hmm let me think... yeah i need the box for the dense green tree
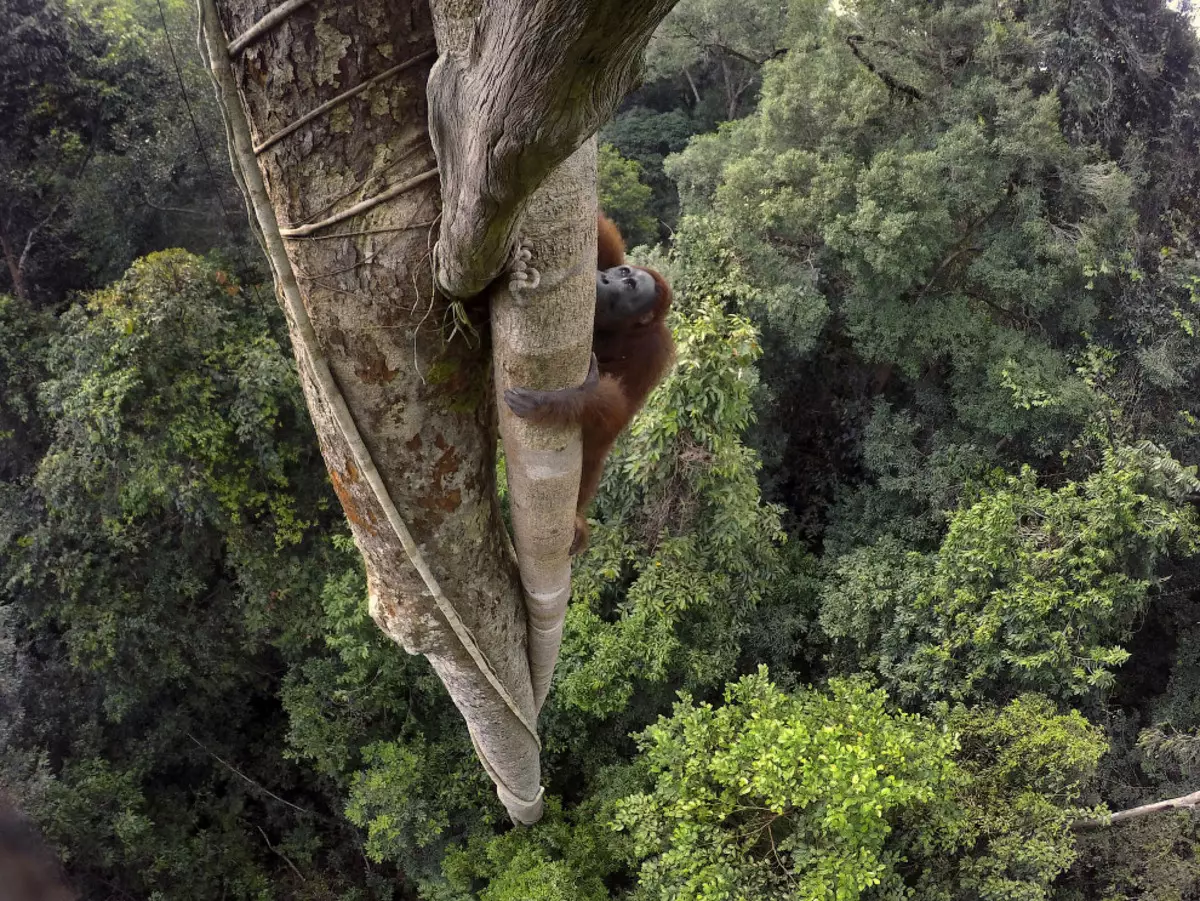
[601,108,699,239]
[657,1,1200,893]
[598,143,657,249]
[0,251,395,898]
[822,443,1200,706]
[645,0,794,120]
[435,674,1107,901]
[615,670,958,901]
[665,0,1200,536]
[0,294,51,480]
[7,0,1200,898]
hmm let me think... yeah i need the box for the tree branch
[846,34,924,102]
[913,189,1012,304]
[427,0,678,298]
[683,66,701,106]
[708,41,785,67]
[1072,789,1200,830]
[16,107,103,281]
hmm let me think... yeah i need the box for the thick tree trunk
[199,0,543,823]
[200,0,679,827]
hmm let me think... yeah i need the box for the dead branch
[1072,789,1200,830]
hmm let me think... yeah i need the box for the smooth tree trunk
[490,141,598,711]
[427,0,677,711]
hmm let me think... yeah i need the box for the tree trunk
[199,0,543,823]
[491,141,597,711]
[426,0,678,713]
[683,66,702,107]
[721,56,737,120]
[0,225,28,303]
[199,0,680,827]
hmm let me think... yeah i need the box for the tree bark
[199,0,543,823]
[0,224,28,303]
[200,0,679,827]
[1072,789,1200,830]
[426,0,679,711]
[492,141,597,711]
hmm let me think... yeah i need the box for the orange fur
[578,218,675,550]
[597,213,627,270]
[505,213,674,554]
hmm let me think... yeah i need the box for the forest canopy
[5,0,1200,898]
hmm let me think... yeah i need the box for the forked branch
[427,0,678,299]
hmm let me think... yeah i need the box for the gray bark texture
[426,0,678,299]
[426,0,679,713]
[199,0,543,823]
[492,141,598,712]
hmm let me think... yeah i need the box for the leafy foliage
[6,0,1200,898]
[822,444,1200,705]
[932,697,1106,900]
[553,260,788,718]
[598,143,657,249]
[615,670,956,901]
[0,294,51,479]
[1,250,400,898]
[0,0,251,305]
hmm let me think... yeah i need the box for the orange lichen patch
[329,459,379,535]
[432,436,459,483]
[416,488,462,513]
[407,435,464,514]
[354,343,399,385]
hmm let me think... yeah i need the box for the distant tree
[598,143,656,248]
[822,443,1200,706]
[646,0,796,120]
[0,295,50,479]
[0,0,249,305]
[601,107,698,235]
[0,251,401,896]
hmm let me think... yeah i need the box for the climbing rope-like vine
[279,170,439,237]
[254,51,437,155]
[227,0,315,57]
